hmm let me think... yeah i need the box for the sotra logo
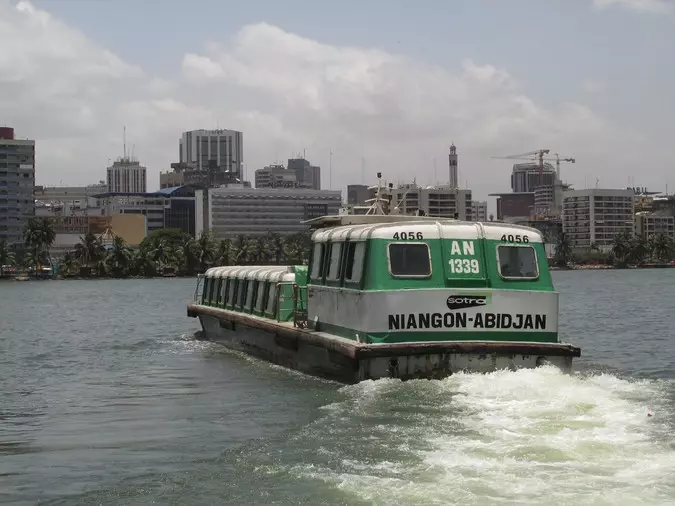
[446,295,489,310]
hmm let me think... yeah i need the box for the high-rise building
[287,158,321,190]
[0,127,35,247]
[511,162,556,193]
[106,157,147,194]
[448,144,458,189]
[179,129,243,178]
[562,188,634,251]
[472,200,488,221]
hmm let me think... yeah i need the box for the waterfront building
[511,162,557,193]
[195,185,342,238]
[634,211,675,241]
[0,127,35,248]
[93,186,197,237]
[562,188,634,251]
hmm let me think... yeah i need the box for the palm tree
[106,235,132,277]
[612,232,632,267]
[0,240,15,278]
[23,217,56,277]
[74,232,105,276]
[179,236,199,275]
[214,238,234,267]
[553,232,572,267]
[195,231,215,272]
[653,233,674,263]
[60,251,77,278]
[234,234,253,264]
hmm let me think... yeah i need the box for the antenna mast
[123,126,127,159]
[329,148,333,190]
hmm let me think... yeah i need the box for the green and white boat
[187,179,580,383]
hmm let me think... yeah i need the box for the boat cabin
[199,265,308,322]
[307,220,552,291]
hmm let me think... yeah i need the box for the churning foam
[287,367,675,505]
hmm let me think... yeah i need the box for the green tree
[553,232,572,267]
[0,240,16,277]
[23,217,56,276]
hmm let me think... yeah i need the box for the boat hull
[187,304,580,383]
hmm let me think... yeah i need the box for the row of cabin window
[308,240,540,282]
[309,241,366,284]
[384,242,540,279]
[203,277,279,315]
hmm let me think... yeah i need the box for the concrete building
[387,184,473,220]
[196,186,342,238]
[511,162,557,193]
[489,192,535,221]
[93,186,197,237]
[34,182,107,215]
[50,214,147,254]
[254,163,312,189]
[562,188,635,251]
[472,200,488,221]
[0,127,35,248]
[107,157,147,194]
[287,158,321,190]
[347,184,370,206]
[179,129,243,177]
[635,211,675,241]
[448,144,458,189]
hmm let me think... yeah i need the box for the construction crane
[491,149,575,183]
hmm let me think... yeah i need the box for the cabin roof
[311,220,544,243]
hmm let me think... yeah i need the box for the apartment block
[0,127,35,247]
[562,188,634,250]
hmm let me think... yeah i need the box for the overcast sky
[2,0,674,206]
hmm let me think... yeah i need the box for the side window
[223,279,230,305]
[326,243,343,280]
[497,245,539,279]
[232,280,239,306]
[266,283,277,314]
[388,243,431,277]
[239,281,248,307]
[246,281,256,309]
[256,282,267,311]
[228,279,236,305]
[344,242,366,283]
[202,277,209,302]
[309,244,325,281]
[215,279,223,304]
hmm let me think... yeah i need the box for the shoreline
[550,263,675,271]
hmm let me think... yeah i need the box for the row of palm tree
[0,217,313,278]
[553,231,675,267]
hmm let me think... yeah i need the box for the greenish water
[1,270,675,505]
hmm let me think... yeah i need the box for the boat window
[344,242,366,283]
[222,279,230,305]
[256,281,268,311]
[388,243,431,277]
[239,280,248,308]
[309,243,325,281]
[246,281,256,310]
[497,245,539,279]
[326,243,343,280]
[215,279,223,305]
[266,283,277,315]
[229,279,237,306]
[231,280,239,307]
[202,277,210,303]
[208,278,216,303]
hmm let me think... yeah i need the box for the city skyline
[2,0,674,204]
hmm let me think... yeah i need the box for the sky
[1,0,674,209]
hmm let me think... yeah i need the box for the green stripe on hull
[317,321,558,344]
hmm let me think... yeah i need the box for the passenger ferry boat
[187,176,580,383]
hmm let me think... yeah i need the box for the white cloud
[592,0,673,14]
[0,0,670,201]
